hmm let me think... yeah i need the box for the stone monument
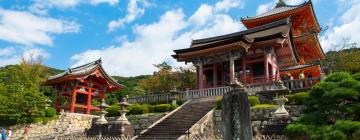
[221,84,252,140]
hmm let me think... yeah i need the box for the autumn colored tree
[326,39,360,74]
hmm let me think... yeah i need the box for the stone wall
[7,112,166,139]
[107,113,166,135]
[213,105,303,137]
[9,113,95,139]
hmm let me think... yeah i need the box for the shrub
[216,96,222,109]
[352,72,360,81]
[106,105,120,117]
[285,95,295,105]
[251,104,277,109]
[293,92,309,105]
[170,104,179,110]
[128,104,149,115]
[325,130,347,140]
[153,104,172,113]
[248,96,259,106]
[44,107,56,118]
[325,72,352,83]
[284,124,311,140]
[285,72,360,139]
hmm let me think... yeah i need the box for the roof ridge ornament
[275,0,286,8]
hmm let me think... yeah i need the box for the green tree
[0,57,52,126]
[139,62,196,94]
[285,72,360,139]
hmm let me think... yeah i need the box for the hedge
[153,104,172,113]
[248,96,260,106]
[286,92,309,105]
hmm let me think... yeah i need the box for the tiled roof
[48,59,101,80]
[190,18,290,46]
[173,18,291,54]
[47,59,124,88]
[280,64,316,71]
[242,1,308,21]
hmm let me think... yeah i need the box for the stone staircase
[135,97,216,140]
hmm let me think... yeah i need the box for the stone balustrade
[127,77,320,104]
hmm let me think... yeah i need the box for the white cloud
[29,0,80,15]
[108,0,149,32]
[22,48,50,61]
[256,2,274,15]
[320,2,360,51]
[214,0,244,12]
[256,0,306,15]
[0,47,49,67]
[0,47,15,56]
[89,0,118,5]
[0,8,80,46]
[29,0,119,15]
[73,0,245,76]
[188,4,213,26]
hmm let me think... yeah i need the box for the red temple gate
[44,59,124,114]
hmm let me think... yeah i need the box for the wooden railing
[128,77,322,104]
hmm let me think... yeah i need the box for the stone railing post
[185,88,191,100]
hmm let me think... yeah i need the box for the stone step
[135,98,216,140]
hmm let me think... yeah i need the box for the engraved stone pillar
[222,84,252,140]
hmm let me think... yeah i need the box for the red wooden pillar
[264,55,269,82]
[55,90,60,112]
[213,64,217,87]
[70,86,77,113]
[86,87,92,114]
[242,58,247,84]
[250,66,254,84]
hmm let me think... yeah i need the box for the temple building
[44,59,124,114]
[172,0,325,89]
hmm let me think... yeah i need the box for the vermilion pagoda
[44,59,124,114]
[172,0,325,89]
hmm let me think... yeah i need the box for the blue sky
[0,0,359,76]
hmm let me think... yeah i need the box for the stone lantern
[273,96,289,118]
[95,99,109,137]
[115,95,131,125]
[108,95,134,136]
[95,99,109,125]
